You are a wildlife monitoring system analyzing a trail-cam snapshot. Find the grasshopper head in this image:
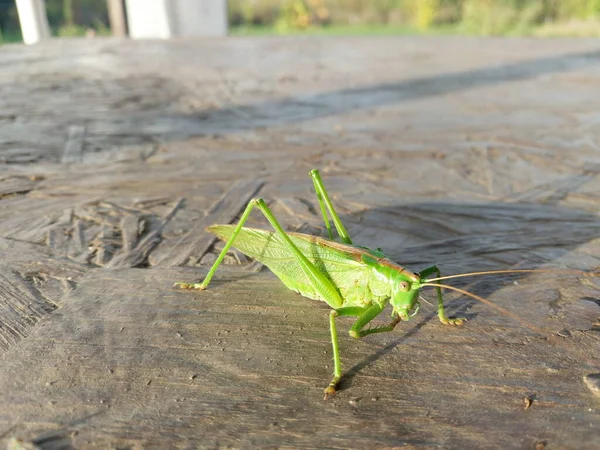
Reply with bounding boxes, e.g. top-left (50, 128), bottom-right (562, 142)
top-left (390, 275), bottom-right (421, 320)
